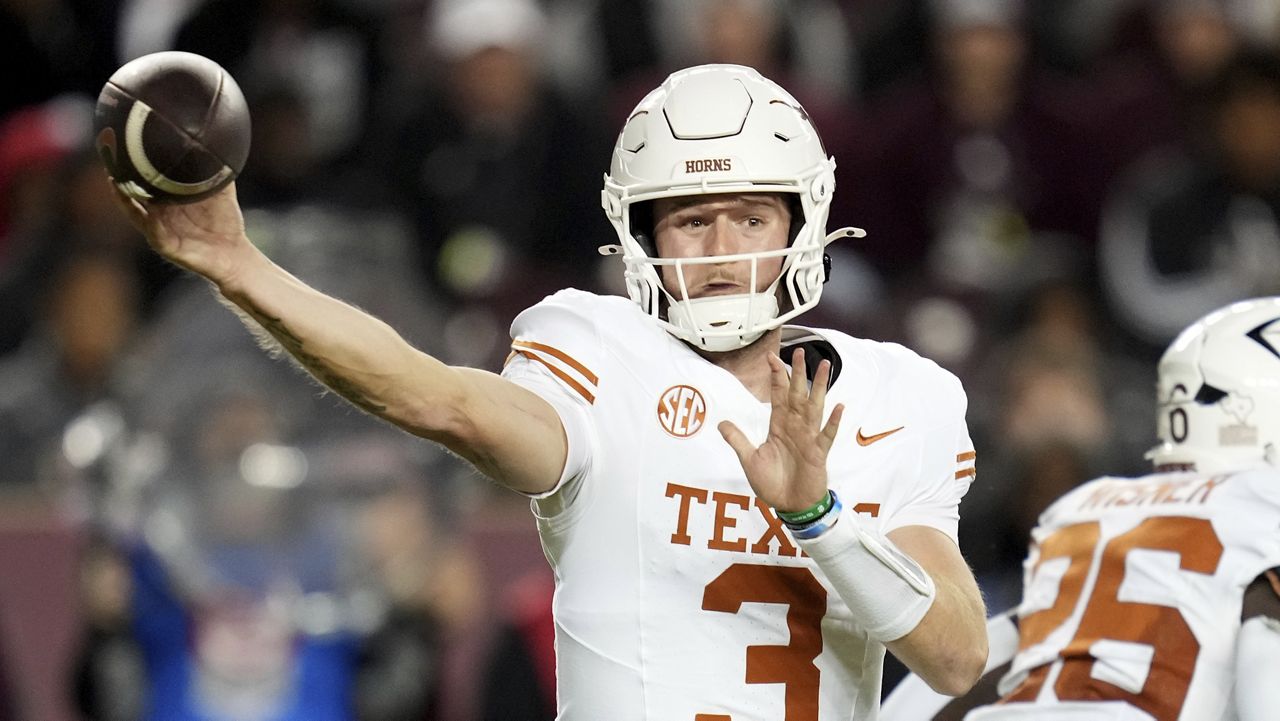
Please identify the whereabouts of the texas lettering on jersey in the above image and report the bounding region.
[665,481,882,557]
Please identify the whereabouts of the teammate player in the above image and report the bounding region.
[882,297,1280,721]
[109,65,988,719]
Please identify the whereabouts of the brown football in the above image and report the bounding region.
[95,51,251,204]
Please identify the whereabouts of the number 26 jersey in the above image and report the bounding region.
[988,468,1280,721]
[501,290,977,721]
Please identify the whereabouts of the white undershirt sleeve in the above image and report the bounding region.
[1235,614,1280,720]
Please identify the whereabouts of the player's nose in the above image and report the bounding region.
[706,217,739,257]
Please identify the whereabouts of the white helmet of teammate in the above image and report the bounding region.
[1147,297,1280,473]
[600,64,863,352]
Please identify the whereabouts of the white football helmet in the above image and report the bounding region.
[1147,297,1280,473]
[600,64,863,352]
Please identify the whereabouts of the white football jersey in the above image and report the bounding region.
[500,289,976,721]
[976,468,1280,721]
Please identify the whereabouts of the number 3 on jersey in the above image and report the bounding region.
[1009,517,1224,720]
[697,563,827,721]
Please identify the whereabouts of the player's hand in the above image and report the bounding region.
[109,180,251,286]
[719,347,844,513]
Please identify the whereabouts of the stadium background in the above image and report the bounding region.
[1,0,1278,718]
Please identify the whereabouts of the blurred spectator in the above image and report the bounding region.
[0,96,91,267]
[0,247,141,489]
[385,0,611,323]
[1099,48,1280,351]
[478,573,555,721]
[959,280,1153,605]
[0,0,119,117]
[848,0,1100,298]
[174,0,385,170]
[604,0,855,124]
[69,365,463,721]
[1088,0,1245,182]
[0,142,178,356]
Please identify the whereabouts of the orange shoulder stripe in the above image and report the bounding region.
[957,450,977,462]
[514,350,596,405]
[511,340,599,385]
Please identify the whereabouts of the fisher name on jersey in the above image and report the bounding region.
[500,289,976,721]
[982,468,1280,721]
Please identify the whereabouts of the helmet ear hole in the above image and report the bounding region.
[629,201,656,255]
[1194,384,1228,404]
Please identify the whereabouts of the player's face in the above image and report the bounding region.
[652,192,791,299]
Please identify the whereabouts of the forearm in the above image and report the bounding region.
[216,243,463,434]
[212,243,567,492]
[794,510,986,696]
[885,564,988,695]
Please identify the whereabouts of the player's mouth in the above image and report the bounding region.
[692,281,745,298]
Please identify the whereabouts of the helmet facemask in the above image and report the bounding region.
[600,64,863,353]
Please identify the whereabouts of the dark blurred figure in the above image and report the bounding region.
[1099,48,1280,353]
[0,622,17,721]
[0,0,119,117]
[1089,0,1245,184]
[478,573,555,721]
[850,0,1100,294]
[0,139,179,356]
[960,280,1153,607]
[174,0,385,175]
[385,0,611,316]
[603,0,855,130]
[0,96,89,270]
[0,247,141,489]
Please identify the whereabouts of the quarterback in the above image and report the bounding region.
[883,298,1280,721]
[110,65,988,719]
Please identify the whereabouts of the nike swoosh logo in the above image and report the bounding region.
[856,426,904,446]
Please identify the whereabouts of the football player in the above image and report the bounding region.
[882,297,1280,721]
[111,64,988,719]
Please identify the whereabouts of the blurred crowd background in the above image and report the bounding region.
[2,0,1279,718]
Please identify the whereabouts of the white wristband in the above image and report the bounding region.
[794,508,936,641]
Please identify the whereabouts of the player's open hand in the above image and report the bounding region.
[109,180,250,286]
[719,348,844,513]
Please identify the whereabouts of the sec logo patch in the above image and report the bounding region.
[657,385,706,438]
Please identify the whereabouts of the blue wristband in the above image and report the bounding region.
[786,489,843,540]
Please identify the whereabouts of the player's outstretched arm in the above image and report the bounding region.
[111,182,567,494]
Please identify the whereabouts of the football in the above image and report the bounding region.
[94,51,251,204]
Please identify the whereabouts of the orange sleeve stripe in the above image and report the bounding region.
[955,467,977,480]
[957,450,977,462]
[511,340,599,385]
[515,350,596,404]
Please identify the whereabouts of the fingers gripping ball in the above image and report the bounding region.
[94,51,251,204]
